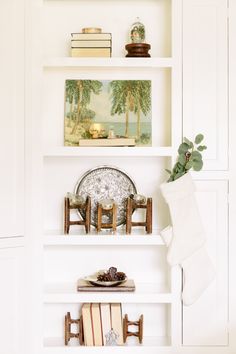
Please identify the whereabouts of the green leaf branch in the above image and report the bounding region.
[166,134,207,182]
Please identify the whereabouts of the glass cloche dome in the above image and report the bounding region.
[130,17,146,43]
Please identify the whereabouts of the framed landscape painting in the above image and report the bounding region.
[64,79,152,146]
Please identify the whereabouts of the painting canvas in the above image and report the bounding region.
[64,79,152,146]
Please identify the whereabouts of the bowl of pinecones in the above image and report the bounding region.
[84,267,127,287]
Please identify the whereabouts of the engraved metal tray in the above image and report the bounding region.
[75,166,137,227]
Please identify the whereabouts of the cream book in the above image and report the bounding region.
[71,40,111,48]
[91,303,103,346]
[71,32,112,40]
[110,303,123,345]
[79,138,135,147]
[100,303,111,345]
[82,303,94,346]
[71,47,111,57]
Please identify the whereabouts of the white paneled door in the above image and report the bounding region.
[183,180,228,345]
[0,1,26,353]
[183,0,228,171]
[0,242,25,354]
[0,0,25,238]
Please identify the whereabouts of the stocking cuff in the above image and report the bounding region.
[160,172,196,203]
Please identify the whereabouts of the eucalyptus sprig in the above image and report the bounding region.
[166,134,207,182]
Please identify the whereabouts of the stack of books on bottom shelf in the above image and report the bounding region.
[82,303,123,346]
[71,32,112,57]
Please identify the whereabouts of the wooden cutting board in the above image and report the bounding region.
[77,279,135,292]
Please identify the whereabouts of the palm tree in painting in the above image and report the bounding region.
[65,80,77,127]
[71,80,102,134]
[109,80,136,137]
[133,80,151,139]
[109,80,151,139]
[79,107,96,136]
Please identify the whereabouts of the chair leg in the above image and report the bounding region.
[112,204,117,232]
[97,204,102,232]
[64,198,70,234]
[146,198,152,234]
[126,198,132,234]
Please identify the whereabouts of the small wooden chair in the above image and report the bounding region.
[123,314,143,344]
[64,196,91,234]
[126,197,152,234]
[97,202,117,232]
[64,312,84,346]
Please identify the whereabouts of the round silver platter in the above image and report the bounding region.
[75,166,137,227]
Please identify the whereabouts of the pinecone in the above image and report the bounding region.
[97,273,112,282]
[97,267,126,282]
[114,272,126,281]
[108,267,117,279]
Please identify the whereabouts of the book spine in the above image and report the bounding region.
[71,48,111,58]
[71,33,112,40]
[100,303,111,345]
[111,303,123,345]
[90,303,95,346]
[99,304,104,346]
[71,40,112,48]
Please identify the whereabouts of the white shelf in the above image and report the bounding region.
[43,146,174,158]
[44,229,164,246]
[43,337,171,352]
[0,236,24,248]
[44,282,172,304]
[43,57,173,69]
[44,235,164,246]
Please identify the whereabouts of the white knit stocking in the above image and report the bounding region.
[161,226,215,305]
[160,173,205,265]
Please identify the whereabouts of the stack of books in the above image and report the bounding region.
[82,303,123,346]
[71,32,112,57]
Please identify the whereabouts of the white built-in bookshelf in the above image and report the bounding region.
[31,0,183,352]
